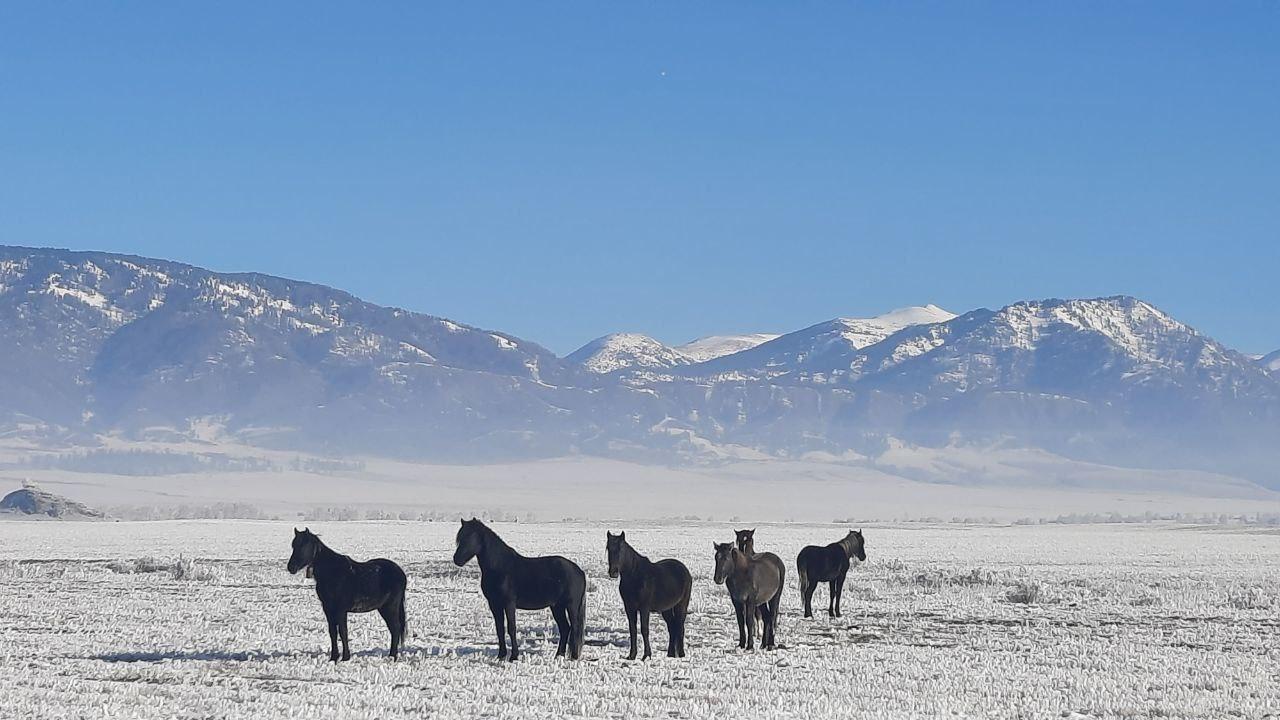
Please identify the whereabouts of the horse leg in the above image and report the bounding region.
[504,604,519,661]
[639,609,652,660]
[324,609,340,663]
[676,603,688,657]
[835,574,845,617]
[625,604,639,660]
[745,604,756,651]
[490,602,507,659]
[660,609,677,657]
[801,579,814,618]
[758,603,772,650]
[338,613,351,661]
[378,604,400,660]
[551,605,570,658]
[733,600,746,648]
[768,594,782,649]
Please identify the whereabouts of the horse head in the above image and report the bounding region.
[605,531,627,578]
[287,527,319,575]
[713,542,738,585]
[845,529,867,561]
[453,518,484,567]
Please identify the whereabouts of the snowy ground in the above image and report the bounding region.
[1,520,1278,719]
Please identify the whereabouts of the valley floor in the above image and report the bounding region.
[1,521,1277,719]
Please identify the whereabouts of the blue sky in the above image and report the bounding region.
[2,3,1277,354]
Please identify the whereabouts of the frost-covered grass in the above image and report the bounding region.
[0,521,1277,718]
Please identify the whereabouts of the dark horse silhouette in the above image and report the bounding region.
[797,529,866,618]
[714,542,783,650]
[605,531,692,660]
[453,518,586,661]
[286,528,407,662]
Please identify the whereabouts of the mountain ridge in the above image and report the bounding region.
[3,245,1279,487]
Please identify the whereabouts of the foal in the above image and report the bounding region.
[713,542,783,651]
[606,531,692,660]
[286,528,407,662]
[797,529,866,618]
[453,518,587,661]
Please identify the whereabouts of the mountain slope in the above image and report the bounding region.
[692,304,957,379]
[1261,349,1280,374]
[0,246,593,457]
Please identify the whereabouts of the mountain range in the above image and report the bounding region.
[2,246,1278,487]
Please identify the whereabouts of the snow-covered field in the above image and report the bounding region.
[1,520,1278,718]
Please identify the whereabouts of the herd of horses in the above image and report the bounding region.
[286,521,867,662]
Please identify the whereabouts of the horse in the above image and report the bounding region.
[286,528,408,662]
[453,518,586,661]
[734,528,786,640]
[797,529,866,618]
[606,531,692,660]
[713,542,783,650]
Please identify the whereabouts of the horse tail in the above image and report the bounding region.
[775,560,785,631]
[399,593,409,643]
[572,581,587,658]
[797,555,808,594]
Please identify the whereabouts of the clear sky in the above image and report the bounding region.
[2,3,1277,355]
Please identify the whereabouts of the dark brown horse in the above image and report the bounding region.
[734,528,786,641]
[713,542,783,650]
[606,531,692,660]
[453,519,586,661]
[797,529,866,618]
[286,528,407,662]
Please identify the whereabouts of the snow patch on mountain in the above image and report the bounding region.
[677,333,780,363]
[566,333,691,374]
[1261,350,1280,374]
[694,304,957,378]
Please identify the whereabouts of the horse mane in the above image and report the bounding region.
[467,519,512,553]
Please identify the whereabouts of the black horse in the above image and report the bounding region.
[713,542,783,650]
[797,529,866,618]
[286,528,408,662]
[605,531,692,660]
[453,518,586,661]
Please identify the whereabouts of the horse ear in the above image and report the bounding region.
[293,527,300,534]
[619,531,625,539]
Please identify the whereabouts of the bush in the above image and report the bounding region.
[105,556,223,582]
[1005,579,1044,604]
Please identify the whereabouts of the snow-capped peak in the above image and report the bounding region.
[829,305,958,350]
[677,333,780,363]
[852,304,958,329]
[566,333,691,374]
